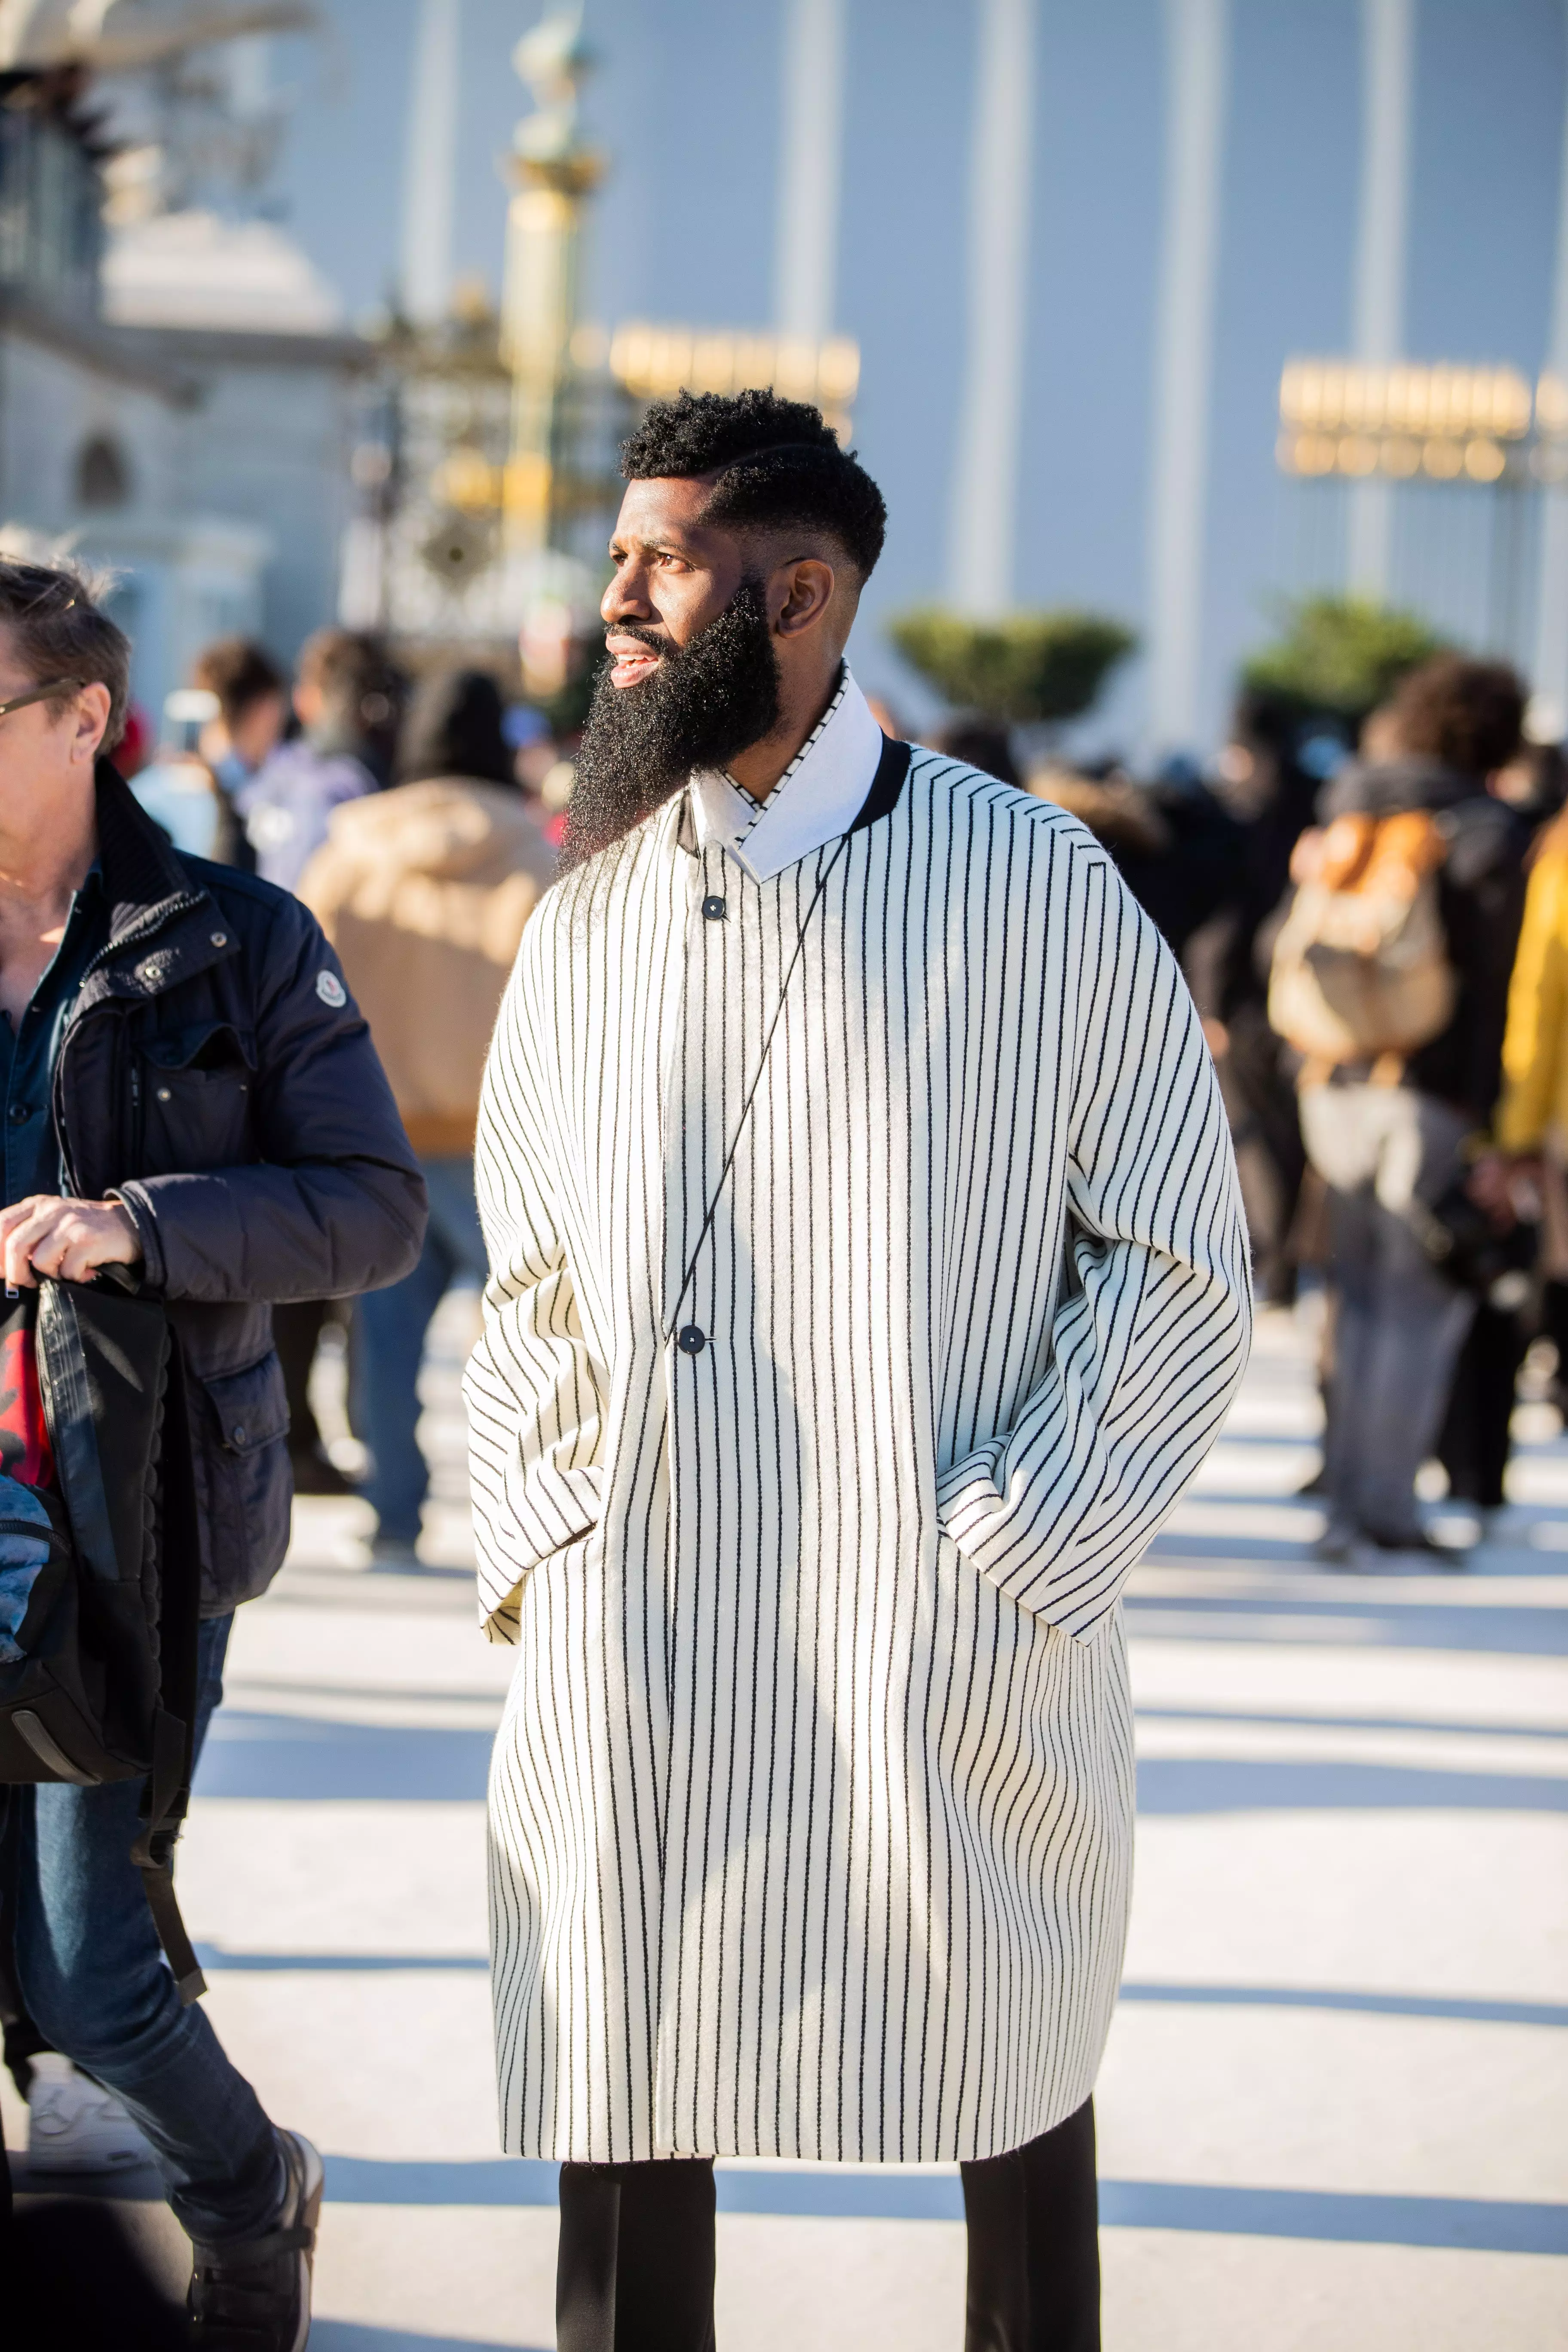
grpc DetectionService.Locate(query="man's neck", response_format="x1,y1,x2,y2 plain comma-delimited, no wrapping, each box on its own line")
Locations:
0,801,96,915
727,662,844,805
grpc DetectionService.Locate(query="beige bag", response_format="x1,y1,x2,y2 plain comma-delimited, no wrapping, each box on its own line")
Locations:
1268,808,1455,1066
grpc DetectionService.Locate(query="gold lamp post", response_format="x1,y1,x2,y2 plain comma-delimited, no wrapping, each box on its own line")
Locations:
502,8,604,558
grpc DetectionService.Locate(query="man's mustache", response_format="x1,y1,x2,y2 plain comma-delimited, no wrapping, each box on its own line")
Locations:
606,623,669,656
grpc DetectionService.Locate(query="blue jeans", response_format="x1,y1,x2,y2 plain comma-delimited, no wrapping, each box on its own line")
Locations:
1301,1084,1476,1537
359,1153,487,1542
9,1615,283,2243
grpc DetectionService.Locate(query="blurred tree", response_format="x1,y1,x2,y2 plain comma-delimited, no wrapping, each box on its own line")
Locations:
1241,595,1448,723
888,608,1136,727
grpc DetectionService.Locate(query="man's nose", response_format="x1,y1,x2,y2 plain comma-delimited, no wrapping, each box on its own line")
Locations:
602,563,652,624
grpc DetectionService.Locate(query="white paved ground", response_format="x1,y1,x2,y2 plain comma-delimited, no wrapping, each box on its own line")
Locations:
6,1293,1566,2348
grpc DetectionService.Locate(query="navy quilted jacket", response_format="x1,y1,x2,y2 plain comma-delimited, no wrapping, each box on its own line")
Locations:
52,766,427,1614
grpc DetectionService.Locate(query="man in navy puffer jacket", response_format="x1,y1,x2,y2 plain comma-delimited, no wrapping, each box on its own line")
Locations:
0,559,426,2351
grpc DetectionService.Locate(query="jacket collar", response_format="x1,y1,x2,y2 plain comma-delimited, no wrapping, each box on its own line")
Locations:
687,667,888,882
77,760,235,1006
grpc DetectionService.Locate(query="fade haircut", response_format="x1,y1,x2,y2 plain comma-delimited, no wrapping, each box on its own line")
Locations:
1385,654,1525,780
619,388,887,580
0,555,130,748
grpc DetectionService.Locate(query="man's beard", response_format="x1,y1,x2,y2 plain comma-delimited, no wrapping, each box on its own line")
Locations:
561,576,781,868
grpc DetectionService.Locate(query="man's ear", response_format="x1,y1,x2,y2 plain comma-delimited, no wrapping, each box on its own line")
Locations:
772,557,837,639
72,683,111,764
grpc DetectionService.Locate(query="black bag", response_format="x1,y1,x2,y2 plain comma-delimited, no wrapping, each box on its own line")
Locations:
0,1277,205,2003
1409,1177,1538,1308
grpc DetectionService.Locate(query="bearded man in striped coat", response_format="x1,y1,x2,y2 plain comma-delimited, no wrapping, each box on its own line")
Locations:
466,389,1251,2352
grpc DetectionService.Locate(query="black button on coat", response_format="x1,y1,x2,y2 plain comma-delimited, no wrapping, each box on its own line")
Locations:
53,766,428,1615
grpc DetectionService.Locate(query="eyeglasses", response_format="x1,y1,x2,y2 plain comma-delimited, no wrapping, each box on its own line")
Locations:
0,677,86,721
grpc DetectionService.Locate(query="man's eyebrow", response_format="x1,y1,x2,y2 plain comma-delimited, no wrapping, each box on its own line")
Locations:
608,532,693,558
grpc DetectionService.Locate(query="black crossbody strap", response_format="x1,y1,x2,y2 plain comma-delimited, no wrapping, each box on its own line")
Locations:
129,1342,206,2005
663,740,912,1345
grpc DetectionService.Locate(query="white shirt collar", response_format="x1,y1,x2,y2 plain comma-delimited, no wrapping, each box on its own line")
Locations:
687,666,886,883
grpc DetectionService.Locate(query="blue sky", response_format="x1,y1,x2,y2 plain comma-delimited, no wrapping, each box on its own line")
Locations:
265,0,1568,749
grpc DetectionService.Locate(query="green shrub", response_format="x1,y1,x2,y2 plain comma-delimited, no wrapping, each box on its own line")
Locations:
1242,595,1448,721
888,607,1136,726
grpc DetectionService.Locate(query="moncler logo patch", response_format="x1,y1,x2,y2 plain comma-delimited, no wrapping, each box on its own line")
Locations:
315,970,347,1008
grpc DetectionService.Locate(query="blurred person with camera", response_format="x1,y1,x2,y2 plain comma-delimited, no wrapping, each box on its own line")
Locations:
1271,655,1531,1558
0,557,425,2346
466,389,1249,2352
299,667,554,1562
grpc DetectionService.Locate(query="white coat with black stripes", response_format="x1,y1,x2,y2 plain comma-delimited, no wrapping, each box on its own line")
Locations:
464,671,1252,2165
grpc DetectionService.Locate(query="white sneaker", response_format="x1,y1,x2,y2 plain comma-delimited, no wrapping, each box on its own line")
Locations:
25,2050,154,2174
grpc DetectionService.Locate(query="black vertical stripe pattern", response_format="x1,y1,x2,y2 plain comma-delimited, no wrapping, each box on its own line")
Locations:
466,754,1252,2164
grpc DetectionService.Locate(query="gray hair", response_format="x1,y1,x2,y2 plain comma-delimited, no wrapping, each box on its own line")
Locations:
0,556,131,750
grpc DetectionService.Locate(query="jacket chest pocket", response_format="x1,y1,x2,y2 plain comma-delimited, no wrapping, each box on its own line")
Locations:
139,1022,257,1173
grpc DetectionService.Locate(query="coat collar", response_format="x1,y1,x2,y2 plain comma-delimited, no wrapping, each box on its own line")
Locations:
687,667,889,882
77,760,236,1007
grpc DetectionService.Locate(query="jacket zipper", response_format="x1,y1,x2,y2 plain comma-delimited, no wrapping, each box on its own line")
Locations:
129,1047,144,1176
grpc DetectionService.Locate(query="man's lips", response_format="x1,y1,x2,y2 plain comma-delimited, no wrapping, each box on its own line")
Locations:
606,638,664,687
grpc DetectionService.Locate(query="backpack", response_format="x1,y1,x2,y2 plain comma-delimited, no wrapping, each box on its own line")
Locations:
0,1278,205,2003
1268,808,1457,1067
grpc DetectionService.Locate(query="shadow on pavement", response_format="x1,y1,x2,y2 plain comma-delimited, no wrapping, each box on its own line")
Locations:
192,1713,1568,1811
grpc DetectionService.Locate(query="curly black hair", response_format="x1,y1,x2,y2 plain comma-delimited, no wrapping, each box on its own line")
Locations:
1385,653,1525,779
619,388,887,579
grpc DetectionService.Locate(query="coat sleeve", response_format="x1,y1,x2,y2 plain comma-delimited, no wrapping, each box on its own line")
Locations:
935,854,1253,1641
115,893,428,1304
1495,848,1568,1155
462,933,607,1644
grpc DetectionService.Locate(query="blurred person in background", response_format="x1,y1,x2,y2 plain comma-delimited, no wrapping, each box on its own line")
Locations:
190,635,288,867
239,628,406,1489
1282,656,1530,1558
115,701,153,780
1193,693,1346,1304
1433,729,1568,1519
235,627,403,891
1471,781,1568,1445
299,667,554,1563
131,643,289,873
129,688,230,862
1029,753,1243,963
1488,733,1567,825
929,712,1023,785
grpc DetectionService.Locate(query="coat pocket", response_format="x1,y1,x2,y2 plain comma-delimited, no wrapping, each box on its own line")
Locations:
140,1022,257,1174
196,1350,291,1600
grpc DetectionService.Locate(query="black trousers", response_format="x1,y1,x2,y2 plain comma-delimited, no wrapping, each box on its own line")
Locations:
555,2097,1099,2352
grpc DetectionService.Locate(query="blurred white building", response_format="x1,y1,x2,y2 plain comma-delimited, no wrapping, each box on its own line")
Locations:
0,11,368,720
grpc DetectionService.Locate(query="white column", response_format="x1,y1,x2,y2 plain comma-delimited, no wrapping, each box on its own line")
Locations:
1534,8,1568,736
401,0,462,326
947,0,1036,617
774,0,846,342
1145,0,1230,755
1347,0,1415,597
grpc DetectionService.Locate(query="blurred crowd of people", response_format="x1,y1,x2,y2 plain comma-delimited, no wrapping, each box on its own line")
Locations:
931,654,1568,1561
125,622,1568,1567
119,627,568,1561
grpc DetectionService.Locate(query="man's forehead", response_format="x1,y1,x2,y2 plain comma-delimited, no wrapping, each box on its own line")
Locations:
610,473,730,546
